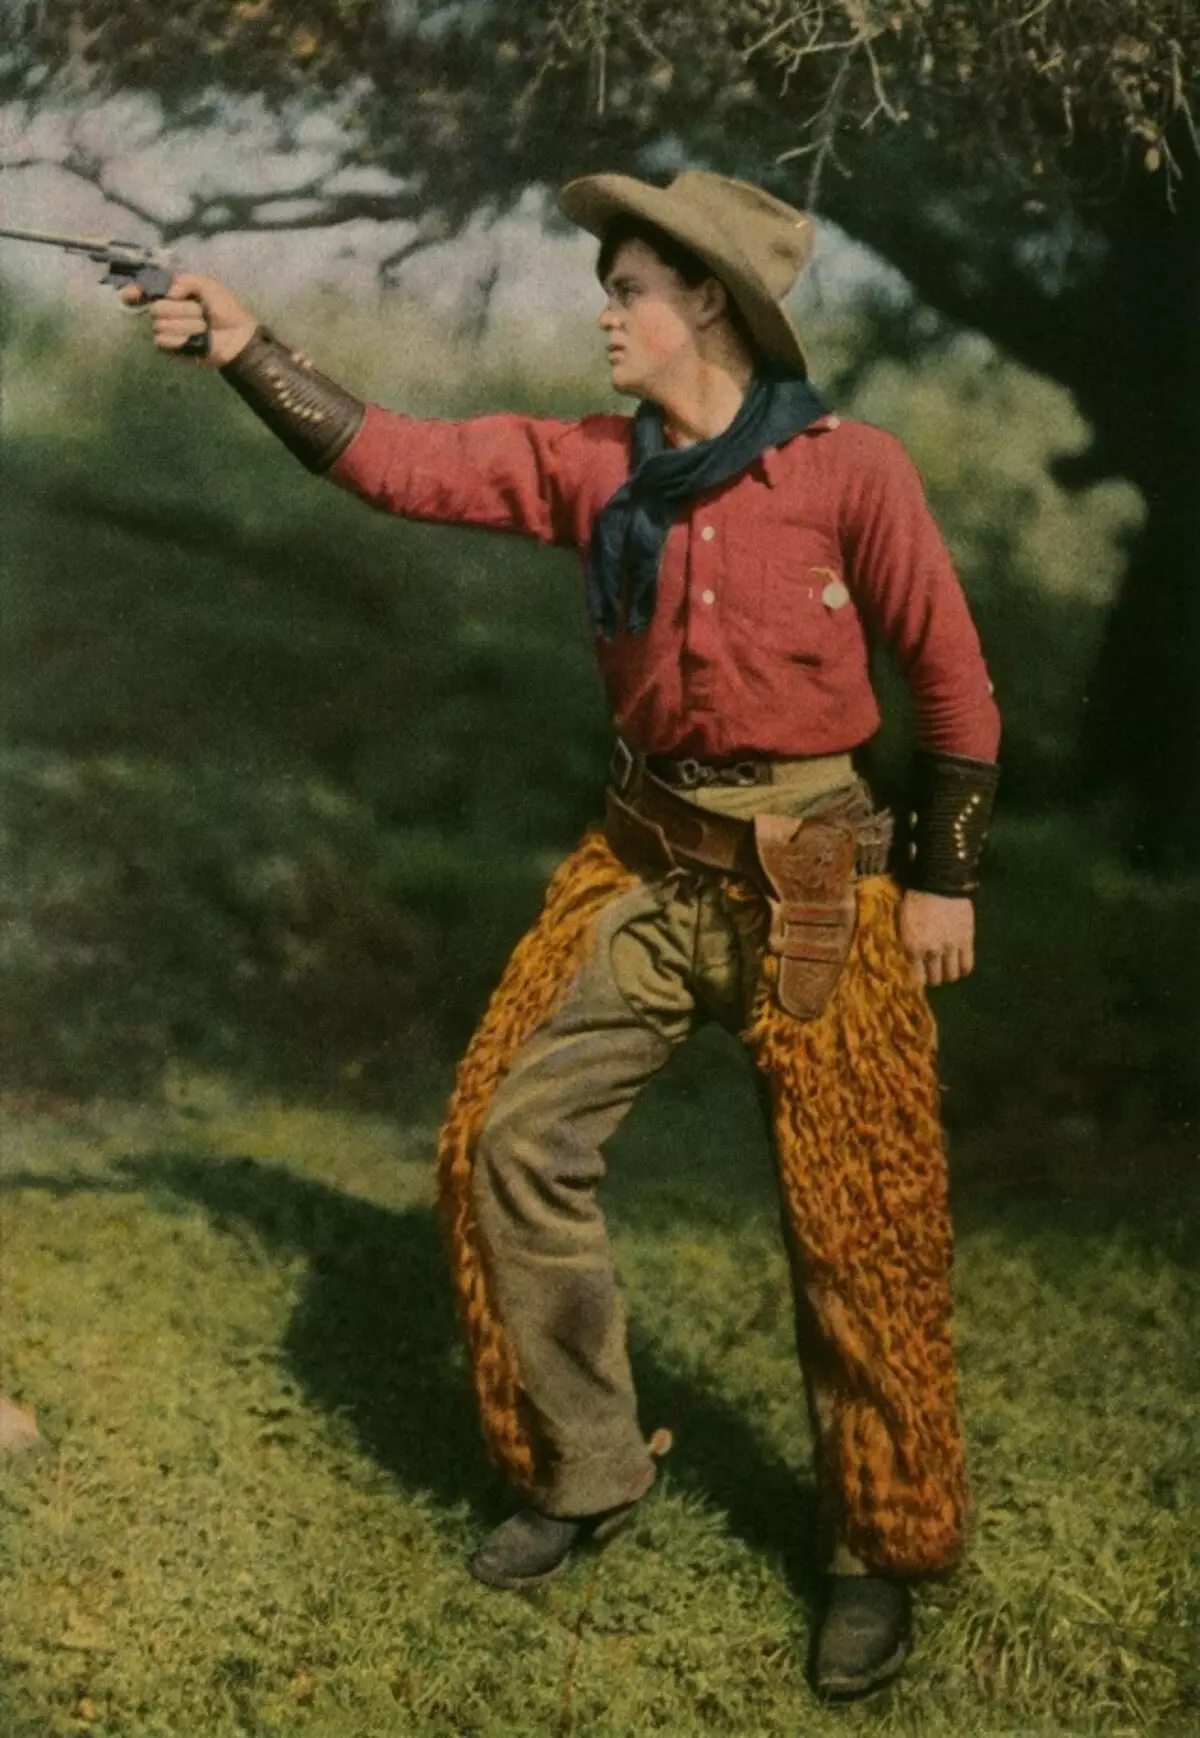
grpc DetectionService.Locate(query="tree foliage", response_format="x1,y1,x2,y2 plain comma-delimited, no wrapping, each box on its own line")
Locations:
2,2,1196,246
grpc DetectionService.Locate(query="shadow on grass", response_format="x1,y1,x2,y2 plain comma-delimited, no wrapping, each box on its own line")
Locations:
93,1150,825,1603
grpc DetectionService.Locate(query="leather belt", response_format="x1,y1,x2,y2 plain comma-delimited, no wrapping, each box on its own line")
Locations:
605,773,763,882
604,758,893,886
603,749,895,1022
613,737,789,792
646,753,769,789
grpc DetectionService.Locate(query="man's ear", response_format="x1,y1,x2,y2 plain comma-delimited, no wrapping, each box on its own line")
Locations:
694,276,728,331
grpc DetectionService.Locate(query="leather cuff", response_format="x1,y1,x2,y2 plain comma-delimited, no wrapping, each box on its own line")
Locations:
220,326,366,473
903,751,999,896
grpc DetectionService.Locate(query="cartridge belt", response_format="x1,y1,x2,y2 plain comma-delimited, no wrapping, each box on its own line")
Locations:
604,744,891,885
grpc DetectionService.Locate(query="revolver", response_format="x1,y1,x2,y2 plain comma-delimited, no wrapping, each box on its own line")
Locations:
0,224,209,356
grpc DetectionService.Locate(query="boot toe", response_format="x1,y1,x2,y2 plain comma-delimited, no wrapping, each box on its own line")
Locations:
813,1575,913,1700
468,1510,582,1589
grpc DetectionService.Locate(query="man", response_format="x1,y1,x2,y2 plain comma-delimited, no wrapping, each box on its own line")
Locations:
133,171,999,1699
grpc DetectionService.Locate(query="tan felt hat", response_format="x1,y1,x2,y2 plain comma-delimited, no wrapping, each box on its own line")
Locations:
557,170,814,376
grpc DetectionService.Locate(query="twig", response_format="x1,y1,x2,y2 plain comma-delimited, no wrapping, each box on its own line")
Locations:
776,55,852,205
1169,41,1199,158
60,136,169,235
1014,0,1056,29
377,229,442,286
691,1277,790,1389
743,10,824,63
861,34,900,124
3,128,419,247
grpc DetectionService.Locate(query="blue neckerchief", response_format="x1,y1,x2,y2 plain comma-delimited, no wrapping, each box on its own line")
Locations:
585,370,828,640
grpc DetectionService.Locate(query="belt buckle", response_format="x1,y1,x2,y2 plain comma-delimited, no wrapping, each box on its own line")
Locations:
610,737,636,794
730,760,759,788
675,757,704,789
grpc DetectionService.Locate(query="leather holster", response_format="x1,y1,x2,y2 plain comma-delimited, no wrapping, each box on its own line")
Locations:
752,813,859,1020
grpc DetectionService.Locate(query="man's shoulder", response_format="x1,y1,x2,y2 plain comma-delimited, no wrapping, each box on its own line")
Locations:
777,414,920,498
539,412,633,498
805,415,911,466
556,411,634,450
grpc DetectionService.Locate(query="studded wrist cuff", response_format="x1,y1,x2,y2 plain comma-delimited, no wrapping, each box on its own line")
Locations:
220,327,366,473
903,751,999,896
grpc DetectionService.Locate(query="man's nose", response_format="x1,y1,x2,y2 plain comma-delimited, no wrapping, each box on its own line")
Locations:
597,302,618,330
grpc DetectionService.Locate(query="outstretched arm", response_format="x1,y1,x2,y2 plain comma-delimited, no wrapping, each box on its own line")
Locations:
126,273,620,543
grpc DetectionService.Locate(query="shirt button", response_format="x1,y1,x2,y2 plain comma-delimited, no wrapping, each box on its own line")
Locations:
700,589,715,605
700,525,715,542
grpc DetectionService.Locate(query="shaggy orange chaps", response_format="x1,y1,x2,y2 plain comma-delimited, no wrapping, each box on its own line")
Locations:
436,831,967,1575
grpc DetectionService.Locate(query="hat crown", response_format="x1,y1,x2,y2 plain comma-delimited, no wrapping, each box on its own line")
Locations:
664,171,814,299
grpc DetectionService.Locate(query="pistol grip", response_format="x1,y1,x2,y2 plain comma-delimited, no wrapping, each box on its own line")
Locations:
131,263,210,359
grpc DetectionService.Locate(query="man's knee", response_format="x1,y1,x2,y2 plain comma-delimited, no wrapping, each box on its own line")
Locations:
474,1084,602,1235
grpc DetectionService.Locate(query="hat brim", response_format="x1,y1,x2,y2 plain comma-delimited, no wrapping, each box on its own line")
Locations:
558,173,808,377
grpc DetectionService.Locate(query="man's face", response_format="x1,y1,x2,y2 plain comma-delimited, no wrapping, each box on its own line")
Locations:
598,238,708,402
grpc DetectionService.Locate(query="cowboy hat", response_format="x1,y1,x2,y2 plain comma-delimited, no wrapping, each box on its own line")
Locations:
557,170,814,376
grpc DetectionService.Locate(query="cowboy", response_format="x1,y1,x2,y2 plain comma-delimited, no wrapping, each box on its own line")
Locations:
131,171,1000,1700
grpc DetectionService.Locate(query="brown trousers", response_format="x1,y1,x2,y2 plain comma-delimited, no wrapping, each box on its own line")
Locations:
440,768,968,1577
448,869,959,1578
474,875,760,1511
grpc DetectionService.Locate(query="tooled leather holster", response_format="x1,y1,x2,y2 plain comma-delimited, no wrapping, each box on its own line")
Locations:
603,768,893,1020
752,812,859,1019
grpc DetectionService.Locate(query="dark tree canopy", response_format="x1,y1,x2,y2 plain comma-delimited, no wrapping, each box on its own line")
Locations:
1,2,1196,236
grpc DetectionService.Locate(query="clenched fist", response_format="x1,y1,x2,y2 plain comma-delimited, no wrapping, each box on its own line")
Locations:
898,889,976,988
120,272,258,368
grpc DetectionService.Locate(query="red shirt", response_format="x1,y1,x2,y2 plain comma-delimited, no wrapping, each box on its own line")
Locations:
333,403,1000,763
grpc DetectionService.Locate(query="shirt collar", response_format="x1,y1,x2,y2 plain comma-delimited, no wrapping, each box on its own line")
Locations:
757,413,840,487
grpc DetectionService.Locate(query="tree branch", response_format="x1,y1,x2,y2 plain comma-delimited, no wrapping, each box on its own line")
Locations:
0,137,423,248
378,229,443,285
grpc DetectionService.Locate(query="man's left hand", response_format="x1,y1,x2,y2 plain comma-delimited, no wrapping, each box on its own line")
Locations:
899,890,975,988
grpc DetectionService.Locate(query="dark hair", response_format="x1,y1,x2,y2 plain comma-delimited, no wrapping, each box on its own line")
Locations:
596,215,712,289
596,215,760,361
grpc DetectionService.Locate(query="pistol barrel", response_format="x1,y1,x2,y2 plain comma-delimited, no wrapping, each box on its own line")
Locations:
0,223,109,252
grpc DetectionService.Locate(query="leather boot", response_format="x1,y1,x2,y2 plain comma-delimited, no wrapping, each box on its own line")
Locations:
468,1499,638,1591
812,1574,913,1699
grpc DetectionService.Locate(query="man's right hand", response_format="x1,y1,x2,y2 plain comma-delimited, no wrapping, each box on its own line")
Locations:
120,272,257,368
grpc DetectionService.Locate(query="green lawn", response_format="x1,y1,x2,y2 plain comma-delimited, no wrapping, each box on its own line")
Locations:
1,1050,1195,1738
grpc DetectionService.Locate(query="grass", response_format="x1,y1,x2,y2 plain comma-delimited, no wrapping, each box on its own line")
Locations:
0,1054,1196,1738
